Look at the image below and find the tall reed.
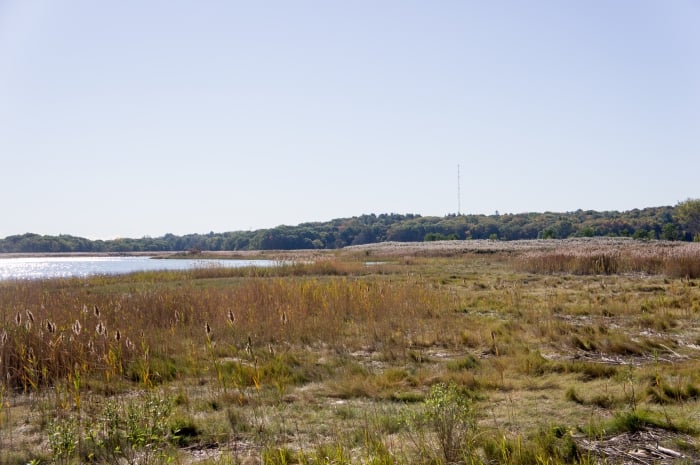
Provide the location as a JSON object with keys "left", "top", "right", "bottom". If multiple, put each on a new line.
{"left": 518, "top": 242, "right": 700, "bottom": 278}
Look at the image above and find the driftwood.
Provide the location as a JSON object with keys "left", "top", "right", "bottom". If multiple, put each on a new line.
{"left": 578, "top": 428, "right": 694, "bottom": 465}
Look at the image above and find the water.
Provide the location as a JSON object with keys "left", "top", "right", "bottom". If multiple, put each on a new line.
{"left": 0, "top": 256, "right": 280, "bottom": 281}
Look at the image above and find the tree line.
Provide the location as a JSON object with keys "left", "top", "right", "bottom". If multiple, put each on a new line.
{"left": 2, "top": 200, "right": 699, "bottom": 253}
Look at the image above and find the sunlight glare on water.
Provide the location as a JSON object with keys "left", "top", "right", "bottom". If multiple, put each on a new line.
{"left": 0, "top": 256, "right": 279, "bottom": 280}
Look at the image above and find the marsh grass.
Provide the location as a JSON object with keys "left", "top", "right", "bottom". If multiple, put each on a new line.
{"left": 1, "top": 241, "right": 699, "bottom": 464}
{"left": 518, "top": 241, "right": 700, "bottom": 278}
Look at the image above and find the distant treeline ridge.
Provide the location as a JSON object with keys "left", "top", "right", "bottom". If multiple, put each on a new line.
{"left": 2, "top": 203, "right": 700, "bottom": 253}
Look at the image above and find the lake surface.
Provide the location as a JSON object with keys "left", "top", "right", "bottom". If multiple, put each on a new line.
{"left": 0, "top": 256, "right": 280, "bottom": 281}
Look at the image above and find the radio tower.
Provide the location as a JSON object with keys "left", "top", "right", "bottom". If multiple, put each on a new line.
{"left": 457, "top": 164, "right": 461, "bottom": 215}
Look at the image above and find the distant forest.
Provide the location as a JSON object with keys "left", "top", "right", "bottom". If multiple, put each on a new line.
{"left": 2, "top": 201, "right": 700, "bottom": 253}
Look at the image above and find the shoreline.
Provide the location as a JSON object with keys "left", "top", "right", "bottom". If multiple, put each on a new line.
{"left": 1, "top": 237, "right": 697, "bottom": 260}
{"left": 0, "top": 251, "right": 175, "bottom": 259}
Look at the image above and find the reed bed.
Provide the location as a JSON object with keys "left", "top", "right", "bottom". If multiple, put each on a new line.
{"left": 517, "top": 241, "right": 700, "bottom": 278}
{"left": 0, "top": 264, "right": 453, "bottom": 391}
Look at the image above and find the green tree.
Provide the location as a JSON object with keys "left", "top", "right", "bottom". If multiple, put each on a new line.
{"left": 424, "top": 232, "right": 446, "bottom": 241}
{"left": 661, "top": 223, "right": 679, "bottom": 241}
{"left": 675, "top": 198, "right": 700, "bottom": 241}
{"left": 577, "top": 226, "right": 595, "bottom": 237}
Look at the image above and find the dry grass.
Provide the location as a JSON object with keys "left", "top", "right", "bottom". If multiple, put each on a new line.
{"left": 516, "top": 240, "right": 700, "bottom": 278}
{"left": 1, "top": 240, "right": 699, "bottom": 464}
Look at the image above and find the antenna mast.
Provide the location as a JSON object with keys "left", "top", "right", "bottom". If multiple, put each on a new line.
{"left": 457, "top": 164, "right": 461, "bottom": 215}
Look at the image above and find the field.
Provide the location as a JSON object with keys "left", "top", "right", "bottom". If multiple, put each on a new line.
{"left": 1, "top": 238, "right": 699, "bottom": 464}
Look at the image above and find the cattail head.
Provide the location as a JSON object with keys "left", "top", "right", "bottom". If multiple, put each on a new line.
{"left": 227, "top": 309, "right": 236, "bottom": 325}
{"left": 0, "top": 330, "right": 7, "bottom": 347}
{"left": 72, "top": 320, "right": 81, "bottom": 336}
{"left": 125, "top": 337, "right": 135, "bottom": 351}
{"left": 93, "top": 305, "right": 100, "bottom": 318}
{"left": 96, "top": 321, "right": 106, "bottom": 336}
{"left": 205, "top": 322, "right": 212, "bottom": 337}
{"left": 114, "top": 330, "right": 121, "bottom": 342}
{"left": 15, "top": 312, "right": 21, "bottom": 326}
{"left": 25, "top": 309, "right": 34, "bottom": 323}
{"left": 245, "top": 335, "right": 253, "bottom": 355}
{"left": 281, "top": 311, "right": 288, "bottom": 326}
{"left": 82, "top": 304, "right": 89, "bottom": 314}
{"left": 46, "top": 320, "right": 56, "bottom": 334}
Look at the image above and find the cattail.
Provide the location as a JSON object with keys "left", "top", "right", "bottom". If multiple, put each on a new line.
{"left": 245, "top": 335, "right": 252, "bottom": 355}
{"left": 0, "top": 330, "right": 7, "bottom": 347}
{"left": 281, "top": 311, "right": 288, "bottom": 326}
{"left": 96, "top": 321, "right": 106, "bottom": 336}
{"left": 491, "top": 331, "right": 499, "bottom": 357}
{"left": 82, "top": 304, "right": 89, "bottom": 314}
{"left": 94, "top": 305, "right": 100, "bottom": 317}
{"left": 87, "top": 340, "right": 95, "bottom": 353}
{"left": 227, "top": 309, "right": 236, "bottom": 325}
{"left": 25, "top": 309, "right": 34, "bottom": 323}
{"left": 125, "top": 337, "right": 135, "bottom": 351}
{"left": 15, "top": 312, "right": 21, "bottom": 326}
{"left": 72, "top": 320, "right": 81, "bottom": 336}
{"left": 114, "top": 330, "right": 121, "bottom": 342}
{"left": 205, "top": 322, "right": 211, "bottom": 337}
{"left": 47, "top": 321, "right": 56, "bottom": 334}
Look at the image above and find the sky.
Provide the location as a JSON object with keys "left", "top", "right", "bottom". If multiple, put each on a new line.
{"left": 1, "top": 1, "right": 699, "bottom": 240}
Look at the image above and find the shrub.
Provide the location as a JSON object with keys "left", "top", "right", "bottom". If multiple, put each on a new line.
{"left": 424, "top": 382, "right": 478, "bottom": 463}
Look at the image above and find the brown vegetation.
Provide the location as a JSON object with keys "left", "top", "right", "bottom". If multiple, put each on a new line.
{"left": 1, "top": 239, "right": 699, "bottom": 464}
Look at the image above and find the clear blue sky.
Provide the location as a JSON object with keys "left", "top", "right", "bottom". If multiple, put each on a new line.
{"left": 1, "top": 1, "right": 698, "bottom": 240}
